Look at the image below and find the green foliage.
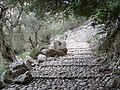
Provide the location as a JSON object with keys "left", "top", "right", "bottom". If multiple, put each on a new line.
{"left": 113, "top": 69, "right": 120, "bottom": 75}
{"left": 19, "top": 52, "right": 30, "bottom": 59}
{"left": 0, "top": 52, "right": 7, "bottom": 74}
{"left": 24, "top": 0, "right": 103, "bottom": 18}
{"left": 0, "top": 66, "right": 6, "bottom": 75}
{"left": 30, "top": 48, "right": 41, "bottom": 59}
{"left": 95, "top": 0, "right": 120, "bottom": 23}
{"left": 3, "top": 0, "right": 120, "bottom": 19}
{"left": 4, "top": 0, "right": 105, "bottom": 18}
{"left": 96, "top": 11, "right": 107, "bottom": 23}
{"left": 38, "top": 14, "right": 84, "bottom": 43}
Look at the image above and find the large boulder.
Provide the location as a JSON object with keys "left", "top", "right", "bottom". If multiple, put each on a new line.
{"left": 10, "top": 61, "right": 29, "bottom": 77}
{"left": 14, "top": 71, "right": 33, "bottom": 84}
{"left": 58, "top": 41, "right": 68, "bottom": 54}
{"left": 45, "top": 49, "right": 65, "bottom": 57}
{"left": 37, "top": 54, "right": 47, "bottom": 63}
{"left": 45, "top": 40, "right": 68, "bottom": 57}
{"left": 59, "top": 48, "right": 68, "bottom": 55}
{"left": 1, "top": 70, "right": 14, "bottom": 84}
{"left": 49, "top": 40, "right": 67, "bottom": 51}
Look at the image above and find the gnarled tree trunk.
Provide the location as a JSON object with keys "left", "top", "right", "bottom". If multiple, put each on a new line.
{"left": 0, "top": 5, "right": 17, "bottom": 62}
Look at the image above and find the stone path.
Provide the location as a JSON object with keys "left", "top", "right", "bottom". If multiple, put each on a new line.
{"left": 3, "top": 30, "right": 106, "bottom": 90}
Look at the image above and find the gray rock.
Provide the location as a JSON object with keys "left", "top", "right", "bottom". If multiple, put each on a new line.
{"left": 20, "top": 86, "right": 27, "bottom": 90}
{"left": 42, "top": 44, "right": 67, "bottom": 57}
{"left": 80, "top": 82, "right": 86, "bottom": 86}
{"left": 49, "top": 40, "right": 68, "bottom": 54}
{"left": 47, "top": 57, "right": 55, "bottom": 61}
{"left": 41, "top": 49, "right": 49, "bottom": 55}
{"left": 106, "top": 79, "right": 113, "bottom": 88}
{"left": 24, "top": 59, "right": 32, "bottom": 69}
{"left": 7, "top": 88, "right": 16, "bottom": 90}
{"left": 104, "top": 76, "right": 110, "bottom": 82}
{"left": 1, "top": 70, "right": 14, "bottom": 84}
{"left": 14, "top": 71, "right": 33, "bottom": 84}
{"left": 60, "top": 48, "right": 68, "bottom": 54}
{"left": 26, "top": 87, "right": 34, "bottom": 90}
{"left": 70, "top": 87, "right": 76, "bottom": 90}
{"left": 37, "top": 54, "right": 47, "bottom": 63}
{"left": 41, "top": 84, "right": 47, "bottom": 90}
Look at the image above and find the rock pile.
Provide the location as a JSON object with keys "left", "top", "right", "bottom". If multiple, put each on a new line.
{"left": 0, "top": 58, "right": 34, "bottom": 89}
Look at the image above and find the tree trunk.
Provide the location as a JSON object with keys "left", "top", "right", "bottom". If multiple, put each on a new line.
{"left": 9, "top": 26, "right": 13, "bottom": 47}
{"left": 0, "top": 6, "right": 17, "bottom": 62}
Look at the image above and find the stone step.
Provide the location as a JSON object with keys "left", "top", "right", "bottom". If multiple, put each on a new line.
{"left": 62, "top": 57, "right": 96, "bottom": 60}
{"left": 68, "top": 50, "right": 93, "bottom": 53}
{"left": 31, "top": 70, "right": 99, "bottom": 77}
{"left": 67, "top": 52, "right": 93, "bottom": 55}
{"left": 3, "top": 78, "right": 105, "bottom": 90}
{"left": 52, "top": 56, "right": 95, "bottom": 59}
{"left": 40, "top": 64, "right": 101, "bottom": 67}
{"left": 45, "top": 57, "right": 96, "bottom": 62}
{"left": 33, "top": 64, "right": 101, "bottom": 71}
{"left": 68, "top": 48, "right": 93, "bottom": 50}
{"left": 63, "top": 55, "right": 95, "bottom": 59}
{"left": 31, "top": 77, "right": 104, "bottom": 90}
{"left": 34, "top": 76, "right": 98, "bottom": 79}
{"left": 41, "top": 60, "right": 97, "bottom": 67}
{"left": 66, "top": 56, "right": 95, "bottom": 59}
{"left": 31, "top": 64, "right": 101, "bottom": 78}
{"left": 68, "top": 48, "right": 92, "bottom": 50}
{"left": 32, "top": 73, "right": 100, "bottom": 80}
{"left": 41, "top": 61, "right": 96, "bottom": 65}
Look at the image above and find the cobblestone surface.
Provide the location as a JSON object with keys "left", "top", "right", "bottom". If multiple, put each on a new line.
{"left": 2, "top": 30, "right": 105, "bottom": 90}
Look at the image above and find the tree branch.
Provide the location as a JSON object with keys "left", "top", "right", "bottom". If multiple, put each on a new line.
{"left": 12, "top": 7, "right": 23, "bottom": 28}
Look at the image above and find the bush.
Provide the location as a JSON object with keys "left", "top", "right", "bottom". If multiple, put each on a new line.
{"left": 0, "top": 66, "right": 6, "bottom": 75}
{"left": 30, "top": 48, "right": 42, "bottom": 59}
{"left": 19, "top": 52, "right": 30, "bottom": 59}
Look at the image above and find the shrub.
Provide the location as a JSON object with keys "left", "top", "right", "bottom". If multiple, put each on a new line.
{"left": 0, "top": 66, "right": 6, "bottom": 75}
{"left": 30, "top": 48, "right": 42, "bottom": 59}
{"left": 19, "top": 52, "right": 30, "bottom": 59}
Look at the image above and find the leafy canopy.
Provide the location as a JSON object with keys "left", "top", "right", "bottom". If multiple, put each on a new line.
{"left": 1, "top": 0, "right": 120, "bottom": 21}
